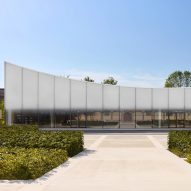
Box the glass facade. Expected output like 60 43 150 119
135 111 153 128
55 111 71 128
103 111 119 128
169 111 185 128
4 62 191 129
71 110 86 128
38 111 53 128
185 111 191 128
86 111 103 128
120 111 135 128
153 111 168 128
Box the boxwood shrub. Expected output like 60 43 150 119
0 126 84 157
0 147 67 180
0 125 84 180
168 131 191 157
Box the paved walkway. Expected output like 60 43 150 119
1 133 191 191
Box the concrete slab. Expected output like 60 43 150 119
1 133 191 191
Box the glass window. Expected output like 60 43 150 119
153 111 168 128
39 111 54 128
21 111 38 125
120 111 135 128
185 111 191 128
103 111 119 128
55 111 71 128
86 111 103 128
71 110 86 128
136 111 152 128
12 111 22 124
169 111 184 128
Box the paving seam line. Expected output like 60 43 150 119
147 135 165 149
18 135 107 191
88 135 107 150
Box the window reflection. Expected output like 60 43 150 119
86 111 103 128
103 111 119 128
169 111 184 128
38 111 53 128
153 111 168 128
120 111 135 128
136 111 152 128
71 110 86 128
185 111 191 128
55 111 71 128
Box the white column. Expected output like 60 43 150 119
158 111 161 128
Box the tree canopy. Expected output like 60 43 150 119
102 77 118 85
165 71 191 87
83 76 94 82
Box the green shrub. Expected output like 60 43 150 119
0 147 67 180
187 153 191 163
168 131 191 157
0 126 84 157
0 125 83 180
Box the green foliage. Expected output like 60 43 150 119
168 131 191 157
0 100 5 126
84 76 94 82
186 154 191 164
165 71 191 87
0 125 84 180
0 126 84 157
102 77 118 85
0 147 67 180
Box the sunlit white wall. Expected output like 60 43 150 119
5 62 190 113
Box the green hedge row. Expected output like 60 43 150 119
0 125 84 157
0 147 67 180
0 125 84 180
168 131 191 157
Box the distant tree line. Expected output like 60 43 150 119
83 70 191 87
83 76 118 85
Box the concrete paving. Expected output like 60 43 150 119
1 133 191 191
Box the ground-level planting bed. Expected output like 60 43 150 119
168 131 191 163
0 126 84 180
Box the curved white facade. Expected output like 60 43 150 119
4 62 191 129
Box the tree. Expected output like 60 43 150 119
184 71 191 87
84 76 94 82
0 100 5 126
165 71 191 87
102 77 118 85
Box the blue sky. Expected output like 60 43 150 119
1 0 191 88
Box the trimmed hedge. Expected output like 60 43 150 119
168 131 191 157
0 126 84 157
0 125 84 180
0 147 67 180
